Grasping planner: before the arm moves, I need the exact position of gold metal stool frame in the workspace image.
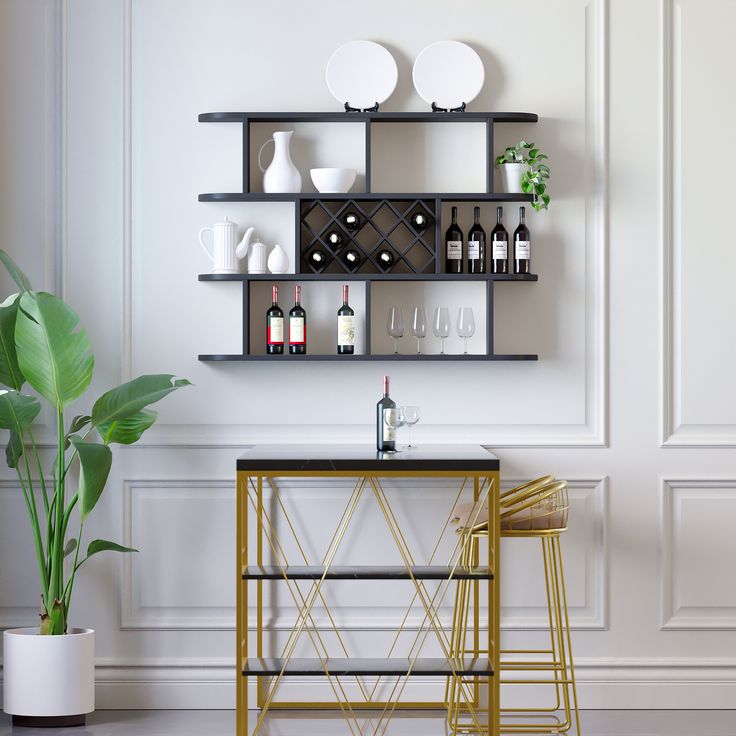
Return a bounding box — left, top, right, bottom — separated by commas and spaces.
449, 478, 581, 735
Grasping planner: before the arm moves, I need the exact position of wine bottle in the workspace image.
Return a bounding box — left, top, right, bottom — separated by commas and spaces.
490, 206, 509, 274
308, 250, 329, 272
343, 212, 361, 231
514, 206, 531, 274
467, 206, 486, 274
410, 211, 431, 232
266, 285, 284, 355
376, 375, 397, 452
445, 206, 463, 274
326, 230, 344, 250
376, 249, 395, 270
342, 249, 361, 271
288, 285, 306, 355
337, 284, 355, 354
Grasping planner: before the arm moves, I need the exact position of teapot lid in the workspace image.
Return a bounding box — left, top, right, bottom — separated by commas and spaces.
216, 216, 236, 227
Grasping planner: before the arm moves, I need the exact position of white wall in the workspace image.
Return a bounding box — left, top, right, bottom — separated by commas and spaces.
1, 0, 736, 711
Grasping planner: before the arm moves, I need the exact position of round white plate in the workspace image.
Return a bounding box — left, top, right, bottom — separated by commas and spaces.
412, 41, 485, 110
326, 40, 398, 110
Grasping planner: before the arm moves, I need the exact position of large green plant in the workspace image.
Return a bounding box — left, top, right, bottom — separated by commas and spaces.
0, 250, 190, 634
495, 140, 551, 212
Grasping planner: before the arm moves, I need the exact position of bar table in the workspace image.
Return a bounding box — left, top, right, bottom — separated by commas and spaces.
236, 444, 500, 736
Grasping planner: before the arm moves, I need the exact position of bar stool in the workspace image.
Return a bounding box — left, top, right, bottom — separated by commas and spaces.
448, 477, 581, 735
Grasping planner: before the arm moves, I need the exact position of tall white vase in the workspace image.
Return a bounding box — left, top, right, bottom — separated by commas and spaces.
258, 130, 302, 193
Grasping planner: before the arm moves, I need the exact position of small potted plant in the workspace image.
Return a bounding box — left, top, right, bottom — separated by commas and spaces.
495, 140, 551, 211
0, 250, 189, 727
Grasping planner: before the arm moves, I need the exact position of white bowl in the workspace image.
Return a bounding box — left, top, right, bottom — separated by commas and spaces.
310, 167, 357, 194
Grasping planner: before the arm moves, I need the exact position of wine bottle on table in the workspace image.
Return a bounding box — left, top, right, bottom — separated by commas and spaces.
376, 375, 397, 452
266, 285, 284, 355
490, 206, 509, 274
289, 285, 306, 355
467, 205, 486, 273
445, 206, 463, 274
514, 206, 531, 274
337, 284, 355, 355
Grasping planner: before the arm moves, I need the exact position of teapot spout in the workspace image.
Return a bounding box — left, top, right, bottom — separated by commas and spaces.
236, 227, 255, 260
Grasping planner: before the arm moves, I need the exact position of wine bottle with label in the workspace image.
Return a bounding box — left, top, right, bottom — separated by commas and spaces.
266, 285, 284, 355
337, 285, 355, 354
445, 206, 463, 274
376, 375, 397, 452
288, 285, 306, 355
514, 206, 531, 274
467, 205, 486, 273
490, 206, 509, 274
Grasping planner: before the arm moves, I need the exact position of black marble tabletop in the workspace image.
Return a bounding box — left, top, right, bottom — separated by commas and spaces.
236, 444, 499, 472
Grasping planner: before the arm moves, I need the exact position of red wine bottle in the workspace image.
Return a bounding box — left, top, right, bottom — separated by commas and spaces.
445, 206, 463, 273
490, 206, 509, 274
289, 285, 306, 355
266, 285, 284, 355
514, 206, 531, 274
337, 285, 355, 354
467, 206, 486, 273
376, 375, 397, 452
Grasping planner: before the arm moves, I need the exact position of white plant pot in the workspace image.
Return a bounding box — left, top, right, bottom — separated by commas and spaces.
499, 162, 526, 194
3, 627, 94, 726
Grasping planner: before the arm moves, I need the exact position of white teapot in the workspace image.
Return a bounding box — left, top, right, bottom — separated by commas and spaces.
199, 218, 253, 274
235, 228, 268, 274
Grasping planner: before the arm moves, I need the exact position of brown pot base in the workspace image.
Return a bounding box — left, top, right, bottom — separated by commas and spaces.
12, 714, 86, 728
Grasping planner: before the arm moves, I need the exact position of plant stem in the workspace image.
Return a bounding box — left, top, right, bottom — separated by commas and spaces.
63, 520, 84, 614
27, 427, 49, 514
47, 407, 66, 630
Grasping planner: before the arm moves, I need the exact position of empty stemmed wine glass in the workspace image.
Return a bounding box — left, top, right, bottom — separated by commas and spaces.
401, 406, 420, 448
384, 406, 405, 451
456, 307, 476, 354
411, 306, 427, 354
433, 307, 451, 354
387, 307, 404, 354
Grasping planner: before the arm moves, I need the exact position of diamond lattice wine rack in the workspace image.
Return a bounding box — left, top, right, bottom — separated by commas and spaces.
197, 111, 539, 362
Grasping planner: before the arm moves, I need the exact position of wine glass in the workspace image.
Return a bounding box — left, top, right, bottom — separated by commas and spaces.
433, 307, 451, 354
456, 308, 476, 354
411, 306, 427, 354
387, 307, 404, 354
401, 406, 420, 448
384, 407, 405, 451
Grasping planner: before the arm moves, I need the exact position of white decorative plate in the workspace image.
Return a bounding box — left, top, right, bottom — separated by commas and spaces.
326, 40, 398, 110
412, 41, 485, 110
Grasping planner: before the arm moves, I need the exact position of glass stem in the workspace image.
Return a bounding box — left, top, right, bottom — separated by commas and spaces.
441, 337, 445, 354
464, 337, 468, 354
393, 338, 398, 354
417, 337, 421, 355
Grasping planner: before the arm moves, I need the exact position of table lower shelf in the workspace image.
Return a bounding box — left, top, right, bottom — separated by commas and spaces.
243, 657, 493, 677
243, 565, 493, 580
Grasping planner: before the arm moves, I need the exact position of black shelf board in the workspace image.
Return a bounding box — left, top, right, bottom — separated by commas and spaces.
200, 111, 537, 124
199, 353, 538, 362
243, 565, 493, 580
199, 192, 534, 203
243, 657, 493, 677
198, 272, 538, 282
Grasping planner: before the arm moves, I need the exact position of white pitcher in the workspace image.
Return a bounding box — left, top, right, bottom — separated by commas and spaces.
258, 130, 302, 193
235, 229, 268, 274
199, 217, 240, 273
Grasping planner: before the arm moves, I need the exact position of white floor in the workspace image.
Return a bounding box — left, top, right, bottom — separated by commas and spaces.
1, 710, 735, 736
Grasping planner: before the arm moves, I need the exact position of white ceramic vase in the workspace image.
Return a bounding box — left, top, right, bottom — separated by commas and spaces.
499, 162, 526, 194
267, 244, 289, 274
258, 130, 302, 193
3, 628, 95, 726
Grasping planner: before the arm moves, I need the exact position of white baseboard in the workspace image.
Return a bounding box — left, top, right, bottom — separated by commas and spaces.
4, 658, 734, 711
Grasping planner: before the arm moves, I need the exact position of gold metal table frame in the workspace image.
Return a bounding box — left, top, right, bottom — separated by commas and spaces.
236, 450, 500, 736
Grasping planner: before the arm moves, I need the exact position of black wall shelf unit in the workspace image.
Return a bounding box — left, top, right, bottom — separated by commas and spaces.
197, 110, 540, 363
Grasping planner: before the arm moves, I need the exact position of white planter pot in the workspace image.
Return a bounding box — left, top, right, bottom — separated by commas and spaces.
3, 627, 94, 726
499, 162, 526, 193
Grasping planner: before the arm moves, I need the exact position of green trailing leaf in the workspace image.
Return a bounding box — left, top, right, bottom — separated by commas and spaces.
97, 409, 157, 445
0, 250, 32, 293
6, 429, 22, 468
63, 538, 77, 558
0, 294, 24, 390
91, 374, 191, 437
70, 437, 112, 520
15, 292, 94, 408
0, 389, 41, 433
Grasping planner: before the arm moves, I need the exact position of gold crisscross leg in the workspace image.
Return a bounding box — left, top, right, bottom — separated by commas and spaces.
499, 533, 581, 735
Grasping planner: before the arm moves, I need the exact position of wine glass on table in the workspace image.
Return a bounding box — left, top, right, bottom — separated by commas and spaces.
387, 307, 404, 354
411, 306, 427, 355
456, 308, 476, 354
400, 406, 420, 448
433, 307, 450, 354
384, 406, 405, 452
